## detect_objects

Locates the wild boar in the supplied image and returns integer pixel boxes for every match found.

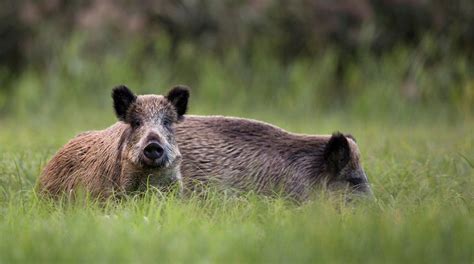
[176,116,372,201]
[39,85,190,198]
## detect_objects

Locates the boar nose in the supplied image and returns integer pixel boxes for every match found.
[143,142,164,161]
[348,177,372,194]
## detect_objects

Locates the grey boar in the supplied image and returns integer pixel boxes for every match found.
[176,116,372,201]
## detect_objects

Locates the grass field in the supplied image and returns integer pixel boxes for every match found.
[0,37,473,262]
[0,106,473,263]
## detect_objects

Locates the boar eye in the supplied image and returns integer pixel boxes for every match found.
[131,119,141,128]
[163,119,172,127]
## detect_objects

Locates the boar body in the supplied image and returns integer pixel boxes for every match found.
[177,115,371,200]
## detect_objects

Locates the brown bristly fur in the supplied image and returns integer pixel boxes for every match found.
[39,86,189,199]
[176,115,370,201]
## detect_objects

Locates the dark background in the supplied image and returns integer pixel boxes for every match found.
[1,0,473,119]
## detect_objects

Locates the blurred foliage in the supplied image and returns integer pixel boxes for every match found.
[0,0,473,117]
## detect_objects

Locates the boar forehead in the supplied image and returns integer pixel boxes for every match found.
[129,95,177,122]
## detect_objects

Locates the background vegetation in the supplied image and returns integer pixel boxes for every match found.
[0,1,473,263]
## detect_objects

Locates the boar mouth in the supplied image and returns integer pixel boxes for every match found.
[141,155,169,168]
[355,183,373,196]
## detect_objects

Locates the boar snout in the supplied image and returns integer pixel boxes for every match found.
[143,142,165,164]
[140,131,168,167]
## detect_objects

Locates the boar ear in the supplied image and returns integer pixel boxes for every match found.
[345,134,356,142]
[166,85,190,120]
[324,132,351,173]
[112,85,137,121]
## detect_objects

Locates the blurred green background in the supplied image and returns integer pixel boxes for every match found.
[0,0,473,123]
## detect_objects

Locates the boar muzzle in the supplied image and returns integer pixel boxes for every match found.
[143,142,166,167]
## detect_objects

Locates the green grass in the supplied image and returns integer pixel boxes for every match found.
[0,36,473,262]
[0,112,473,263]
